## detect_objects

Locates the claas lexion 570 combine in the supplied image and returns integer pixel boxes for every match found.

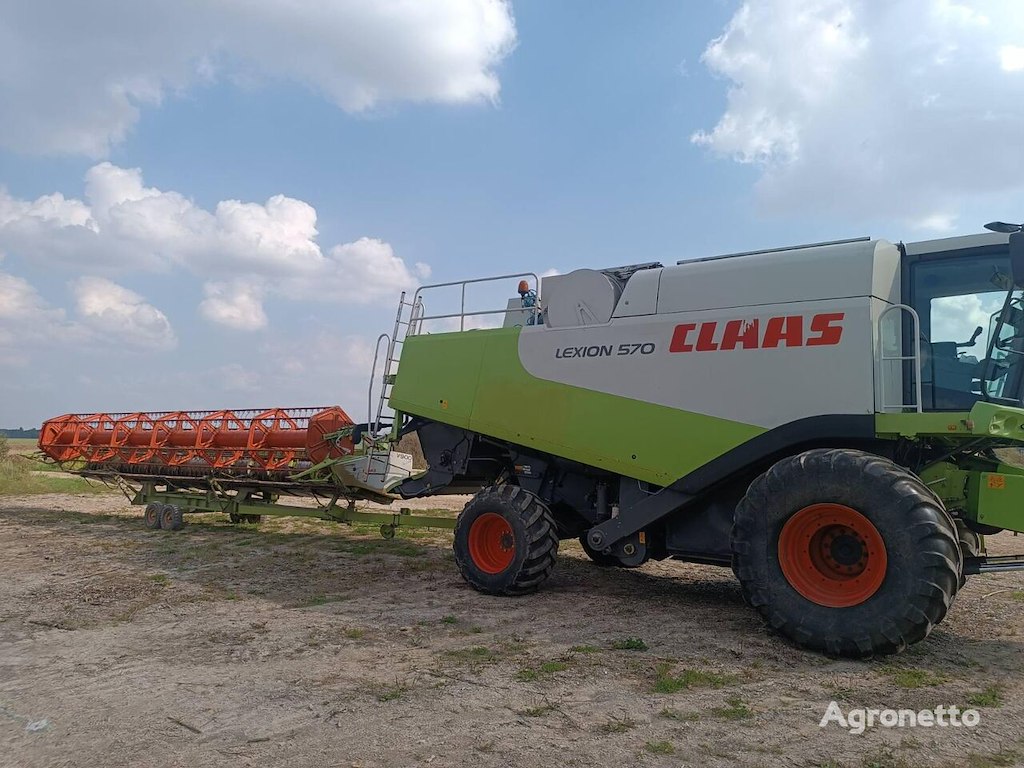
[39,222,1024,656]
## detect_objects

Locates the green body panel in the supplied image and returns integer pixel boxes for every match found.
[390,327,764,486]
[918,458,1024,533]
[875,401,1024,439]
[970,471,1024,531]
[891,404,1024,533]
[917,463,973,512]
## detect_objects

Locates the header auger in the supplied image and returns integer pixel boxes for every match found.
[38,229,1024,657]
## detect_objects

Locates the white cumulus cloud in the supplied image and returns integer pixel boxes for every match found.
[285,237,426,303]
[693,0,1024,228]
[0,163,429,329]
[73,276,177,350]
[0,272,61,324]
[0,272,82,365]
[0,0,517,156]
[200,281,268,331]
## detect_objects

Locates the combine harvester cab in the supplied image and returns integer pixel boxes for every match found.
[387,224,1024,656]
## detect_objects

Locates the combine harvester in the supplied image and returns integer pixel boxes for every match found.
[40,223,1024,656]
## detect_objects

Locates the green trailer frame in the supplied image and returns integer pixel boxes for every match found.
[96,473,457,538]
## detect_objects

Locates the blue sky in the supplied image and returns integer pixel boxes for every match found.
[2,0,1024,427]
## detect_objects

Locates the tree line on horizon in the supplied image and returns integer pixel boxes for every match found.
[1,428,40,438]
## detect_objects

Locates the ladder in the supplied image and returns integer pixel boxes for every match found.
[361,273,538,488]
[364,291,424,483]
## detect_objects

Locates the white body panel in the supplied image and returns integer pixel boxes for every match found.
[613,268,661,317]
[335,450,414,494]
[656,239,901,313]
[525,238,903,428]
[543,269,621,328]
[904,231,1008,256]
[520,298,875,429]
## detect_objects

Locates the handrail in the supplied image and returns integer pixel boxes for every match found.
[411,272,542,333]
[878,303,923,413]
[367,332,391,433]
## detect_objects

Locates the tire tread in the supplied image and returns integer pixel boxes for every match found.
[732,448,961,657]
[453,485,559,596]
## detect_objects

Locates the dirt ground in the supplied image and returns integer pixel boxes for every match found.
[2,491,1024,768]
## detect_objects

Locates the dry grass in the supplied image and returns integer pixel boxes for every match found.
[0,440,104,496]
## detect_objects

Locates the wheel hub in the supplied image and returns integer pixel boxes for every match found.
[778,503,888,608]
[467,513,516,574]
[826,531,866,568]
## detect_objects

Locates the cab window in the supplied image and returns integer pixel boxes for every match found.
[910,254,1012,410]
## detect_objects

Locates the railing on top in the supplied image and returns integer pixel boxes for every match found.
[409,272,543,334]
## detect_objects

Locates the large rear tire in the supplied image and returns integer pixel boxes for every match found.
[453,485,559,595]
[732,448,961,657]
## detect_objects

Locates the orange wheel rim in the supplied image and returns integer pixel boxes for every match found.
[778,503,887,608]
[468,513,515,574]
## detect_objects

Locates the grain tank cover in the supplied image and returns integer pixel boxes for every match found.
[657,238,901,312]
[542,269,622,328]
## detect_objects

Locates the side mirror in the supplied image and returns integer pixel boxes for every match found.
[1011,231,1024,287]
[984,222,1024,286]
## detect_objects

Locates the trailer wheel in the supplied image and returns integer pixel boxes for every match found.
[160,504,184,531]
[453,485,559,595]
[732,448,960,657]
[144,503,163,530]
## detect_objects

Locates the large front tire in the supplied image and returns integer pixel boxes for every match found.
[453,485,559,595]
[731,449,961,657]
